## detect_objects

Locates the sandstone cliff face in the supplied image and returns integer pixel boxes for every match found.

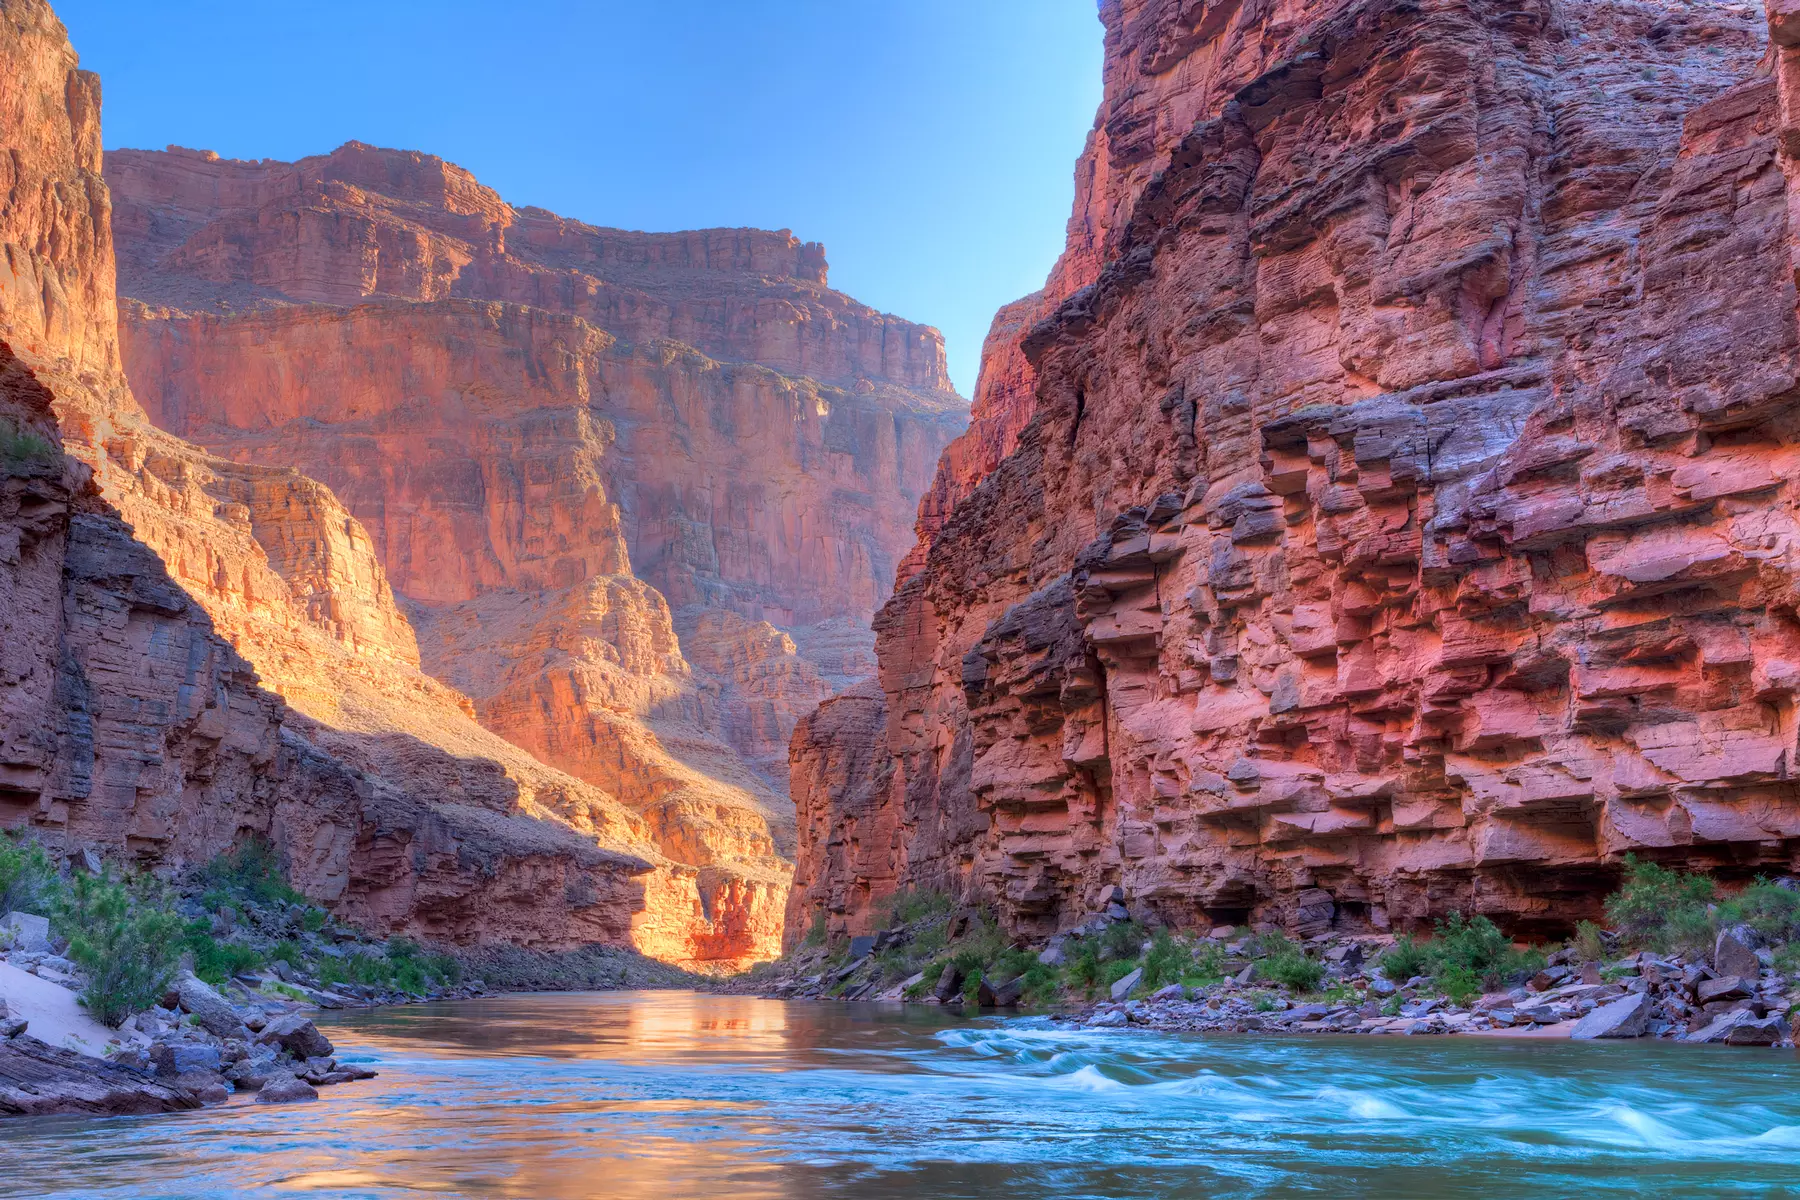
[790,0,1800,948]
[0,0,780,966]
[105,142,967,966]
[108,144,966,628]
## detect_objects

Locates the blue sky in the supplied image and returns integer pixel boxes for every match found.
[55,0,1105,398]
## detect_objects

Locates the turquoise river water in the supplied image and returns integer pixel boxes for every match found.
[3,991,1799,1198]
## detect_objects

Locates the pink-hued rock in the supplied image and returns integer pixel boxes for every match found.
[790,0,1800,947]
[0,0,776,967]
[99,140,970,967]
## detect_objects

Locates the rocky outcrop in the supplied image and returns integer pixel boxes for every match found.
[791,0,1800,947]
[0,0,775,968]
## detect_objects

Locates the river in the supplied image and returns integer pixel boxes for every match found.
[3,991,1798,1198]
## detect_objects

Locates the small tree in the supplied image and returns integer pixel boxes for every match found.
[55,873,184,1028]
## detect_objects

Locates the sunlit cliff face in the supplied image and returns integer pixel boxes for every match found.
[789,0,1800,948]
[0,0,971,969]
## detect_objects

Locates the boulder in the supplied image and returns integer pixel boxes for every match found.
[1713,925,1761,980]
[1,913,51,953]
[256,1014,334,1060]
[1723,1014,1789,1046]
[0,1037,203,1117]
[1696,975,1754,1004]
[847,935,877,962]
[989,976,1026,1008]
[1569,992,1651,1040]
[173,1069,230,1105]
[1086,1009,1127,1028]
[177,976,249,1040]
[930,964,963,1004]
[149,1042,223,1077]
[1110,967,1143,1001]
[254,1072,319,1105]
[1680,1008,1774,1044]
[1150,984,1185,1002]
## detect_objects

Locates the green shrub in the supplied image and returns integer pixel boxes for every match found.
[300,908,328,933]
[1379,935,1431,983]
[1433,912,1543,989]
[194,839,304,911]
[1572,920,1607,963]
[182,921,264,987]
[1140,930,1189,991]
[1184,941,1226,987]
[1102,959,1139,991]
[1100,921,1146,961]
[1605,855,1715,952]
[877,888,955,928]
[1774,943,1800,977]
[425,952,462,986]
[0,833,59,916]
[803,910,827,948]
[54,873,184,1028]
[0,420,55,473]
[1015,960,1063,1007]
[1254,936,1324,992]
[1718,879,1800,945]
[961,969,983,1007]
[1066,939,1104,994]
[1437,964,1482,1006]
[270,938,309,968]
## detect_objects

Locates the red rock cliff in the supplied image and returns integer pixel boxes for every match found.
[790,0,1800,947]
[102,140,968,966]
[1,0,782,967]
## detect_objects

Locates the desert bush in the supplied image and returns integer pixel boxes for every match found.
[55,873,183,1028]
[0,833,59,915]
[1066,938,1104,994]
[1253,934,1324,992]
[1572,920,1607,963]
[1604,855,1715,952]
[1099,920,1146,961]
[0,420,55,474]
[1139,930,1189,991]
[182,921,264,987]
[194,839,304,911]
[1378,935,1431,983]
[1717,879,1800,945]
[1182,941,1226,988]
[877,888,955,928]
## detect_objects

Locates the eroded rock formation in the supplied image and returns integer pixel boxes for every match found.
[790,0,1800,947]
[0,0,783,967]
[101,141,967,965]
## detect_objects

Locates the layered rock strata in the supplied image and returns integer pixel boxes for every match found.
[0,0,769,967]
[103,144,968,964]
[790,0,1800,948]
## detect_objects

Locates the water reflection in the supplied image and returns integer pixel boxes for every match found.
[4,991,1799,1199]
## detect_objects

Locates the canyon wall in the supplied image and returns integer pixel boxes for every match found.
[1,0,790,967]
[102,139,967,963]
[790,0,1800,947]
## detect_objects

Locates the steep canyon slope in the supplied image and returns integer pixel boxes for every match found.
[102,143,967,959]
[790,0,1800,946]
[0,0,825,967]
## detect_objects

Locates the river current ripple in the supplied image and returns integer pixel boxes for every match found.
[5,991,1799,1198]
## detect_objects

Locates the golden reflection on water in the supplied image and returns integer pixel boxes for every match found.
[255,992,816,1200]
